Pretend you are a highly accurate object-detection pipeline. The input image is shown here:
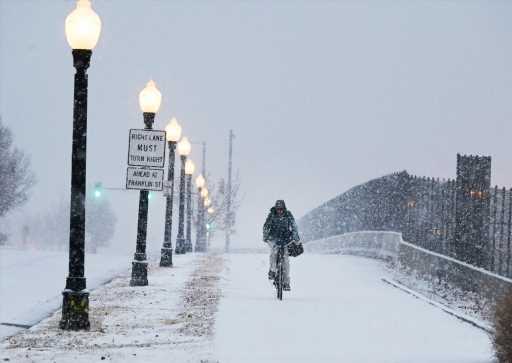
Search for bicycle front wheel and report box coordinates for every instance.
[276,258,283,300]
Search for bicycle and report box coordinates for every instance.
[273,241,293,301]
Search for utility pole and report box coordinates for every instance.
[201,142,207,251]
[202,141,206,176]
[225,130,234,253]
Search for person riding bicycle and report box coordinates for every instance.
[263,200,300,291]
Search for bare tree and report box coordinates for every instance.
[0,116,35,219]
[0,116,35,245]
[24,191,117,252]
[85,196,117,253]
[209,172,242,237]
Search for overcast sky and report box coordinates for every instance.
[1,0,511,250]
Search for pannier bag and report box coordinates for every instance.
[288,242,304,257]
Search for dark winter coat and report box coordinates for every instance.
[263,207,300,245]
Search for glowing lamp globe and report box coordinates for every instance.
[139,80,162,113]
[204,198,212,207]
[177,137,192,156]
[208,207,215,214]
[185,160,195,175]
[165,118,182,142]
[65,0,102,50]
[195,174,205,189]
[200,188,209,198]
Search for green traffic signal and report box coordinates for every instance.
[93,182,103,198]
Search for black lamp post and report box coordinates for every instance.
[195,175,206,252]
[206,205,214,249]
[160,118,182,267]
[185,160,195,252]
[175,137,191,254]
[60,0,101,331]
[130,80,162,286]
[198,186,209,252]
[203,197,212,249]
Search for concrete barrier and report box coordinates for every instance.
[304,231,400,263]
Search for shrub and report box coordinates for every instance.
[493,289,512,362]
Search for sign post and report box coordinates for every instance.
[127,127,166,287]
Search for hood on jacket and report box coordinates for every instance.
[274,200,286,210]
[270,200,288,215]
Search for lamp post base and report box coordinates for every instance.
[130,261,148,286]
[60,289,90,330]
[159,247,173,267]
[196,237,208,252]
[185,242,193,253]
[175,237,186,254]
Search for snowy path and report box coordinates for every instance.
[214,253,493,363]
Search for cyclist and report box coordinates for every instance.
[263,200,300,291]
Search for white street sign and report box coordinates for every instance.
[126,167,164,191]
[128,129,166,168]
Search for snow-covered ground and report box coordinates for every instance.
[1,253,221,362]
[1,250,495,362]
[0,247,135,339]
[214,253,494,363]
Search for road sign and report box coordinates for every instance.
[128,129,166,168]
[126,167,164,191]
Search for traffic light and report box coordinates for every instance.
[93,182,103,199]
[206,222,215,231]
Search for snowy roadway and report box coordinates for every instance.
[214,253,493,363]
[1,250,494,362]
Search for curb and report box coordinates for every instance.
[381,277,493,334]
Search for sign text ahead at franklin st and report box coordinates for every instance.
[126,167,164,191]
[128,129,166,168]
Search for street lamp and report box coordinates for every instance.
[138,80,162,126]
[130,80,162,286]
[208,207,215,214]
[160,118,182,267]
[175,137,191,254]
[60,0,101,331]
[201,187,209,250]
[204,198,212,208]
[195,175,206,252]
[196,175,205,190]
[185,159,195,252]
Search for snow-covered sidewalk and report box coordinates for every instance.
[214,253,494,363]
[1,253,224,363]
[0,248,135,339]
